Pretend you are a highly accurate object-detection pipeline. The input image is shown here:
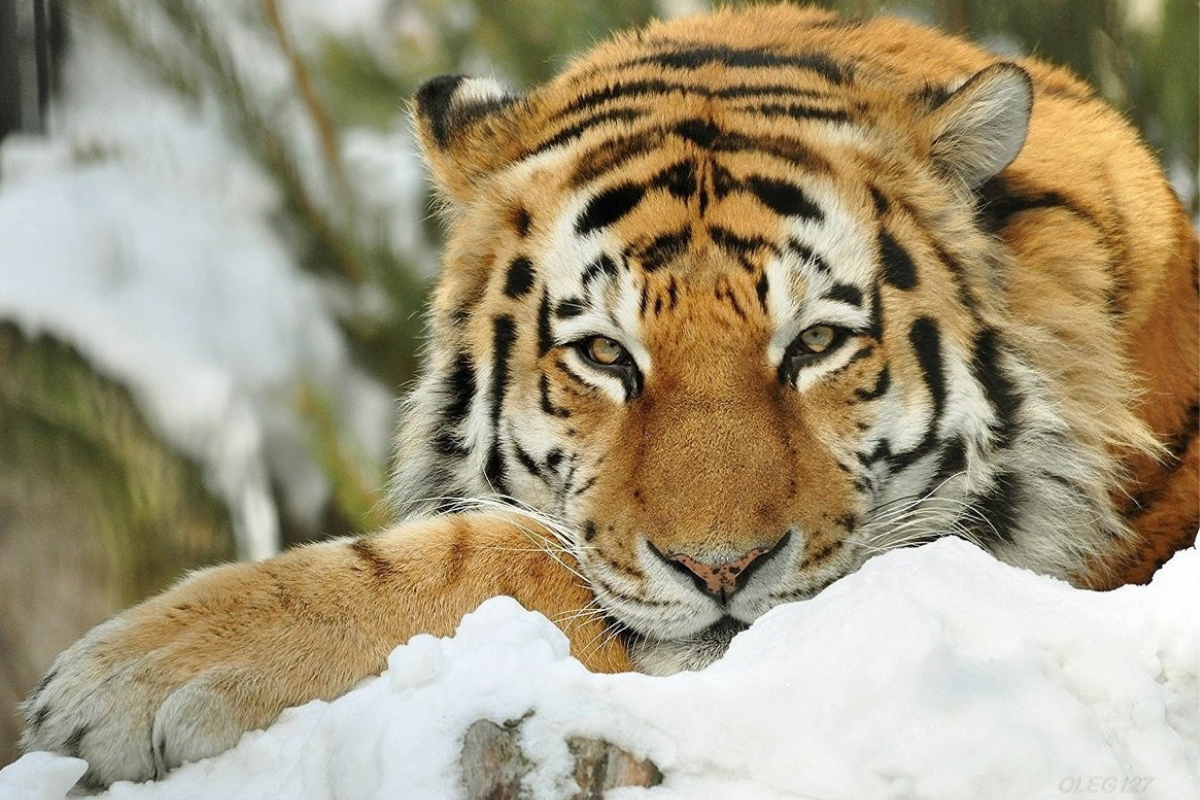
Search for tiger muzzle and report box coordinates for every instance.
[649,531,792,605]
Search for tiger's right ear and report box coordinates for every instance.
[412,75,525,206]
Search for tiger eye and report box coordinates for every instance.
[586,336,629,366]
[799,325,837,353]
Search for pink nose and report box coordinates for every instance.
[651,532,790,604]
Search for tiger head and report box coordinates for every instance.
[391,8,1130,669]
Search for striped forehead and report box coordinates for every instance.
[514,140,879,338]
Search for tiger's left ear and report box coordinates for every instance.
[412,75,525,206]
[924,63,1033,189]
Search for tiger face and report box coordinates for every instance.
[391,6,1151,667]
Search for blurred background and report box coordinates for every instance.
[0,0,1195,764]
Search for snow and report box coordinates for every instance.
[0,14,399,558]
[3,538,1196,800]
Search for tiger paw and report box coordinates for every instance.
[20,613,259,788]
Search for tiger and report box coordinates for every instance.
[20,3,1198,788]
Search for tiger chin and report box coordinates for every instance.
[21,4,1197,789]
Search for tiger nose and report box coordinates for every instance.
[650,532,791,604]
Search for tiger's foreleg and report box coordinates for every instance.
[20,513,628,788]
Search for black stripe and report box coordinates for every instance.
[713,83,831,100]
[486,316,517,495]
[746,176,824,221]
[977,176,1103,234]
[857,440,890,469]
[929,436,968,490]
[64,725,89,760]
[914,81,951,110]
[553,78,681,120]
[569,131,660,188]
[29,668,58,705]
[784,238,831,274]
[650,160,698,200]
[623,46,854,85]
[714,281,747,319]
[909,317,945,415]
[436,357,472,455]
[711,163,739,199]
[528,107,643,156]
[755,272,770,311]
[30,703,50,730]
[443,352,476,425]
[800,538,843,569]
[513,206,532,237]
[539,372,571,418]
[490,315,516,429]
[670,120,831,170]
[825,282,863,307]
[809,14,865,29]
[577,183,647,235]
[432,428,470,457]
[986,191,1078,220]
[971,328,1022,449]
[866,283,883,340]
[736,102,852,123]
[967,471,1022,545]
[503,255,536,298]
[878,318,945,473]
[854,365,890,401]
[879,230,918,290]
[828,344,875,377]
[672,118,722,148]
[554,297,587,318]
[512,438,546,482]
[1126,402,1199,519]
[710,226,777,272]
[554,79,832,121]
[932,242,979,314]
[870,186,890,215]
[537,290,553,356]
[632,228,691,272]
[573,474,600,497]
[581,254,619,288]
[484,445,509,495]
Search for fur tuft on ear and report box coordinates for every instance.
[925,63,1033,190]
[412,75,524,205]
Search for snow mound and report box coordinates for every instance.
[2,539,1196,800]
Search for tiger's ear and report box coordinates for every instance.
[925,64,1033,190]
[412,75,525,206]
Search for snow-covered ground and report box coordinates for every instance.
[2,538,1195,800]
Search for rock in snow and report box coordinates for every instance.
[2,538,1196,800]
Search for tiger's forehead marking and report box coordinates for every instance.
[492,127,885,371]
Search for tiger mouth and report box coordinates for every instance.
[625,616,753,674]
